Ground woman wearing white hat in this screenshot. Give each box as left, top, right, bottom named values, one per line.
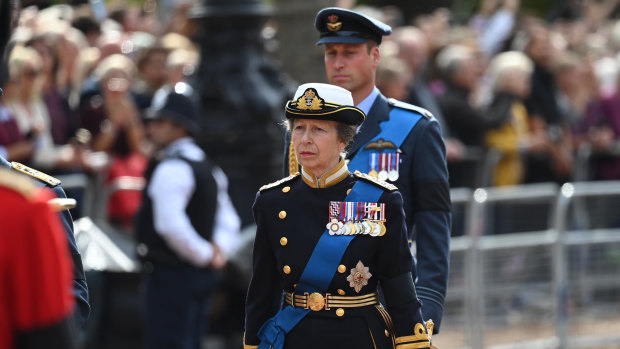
left=244, top=83, right=432, bottom=349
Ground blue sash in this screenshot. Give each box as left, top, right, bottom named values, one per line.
left=257, top=180, right=383, bottom=349
left=348, top=107, right=422, bottom=173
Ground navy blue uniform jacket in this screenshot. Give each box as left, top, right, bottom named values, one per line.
left=245, top=171, right=430, bottom=348
left=284, top=93, right=451, bottom=332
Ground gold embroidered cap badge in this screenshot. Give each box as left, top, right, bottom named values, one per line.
left=327, top=14, right=342, bottom=32
left=296, top=88, right=324, bottom=111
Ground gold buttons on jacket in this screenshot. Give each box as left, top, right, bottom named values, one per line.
left=282, top=186, right=290, bottom=193
left=279, top=211, right=287, bottom=219
left=336, top=308, right=344, bottom=317
left=337, top=289, right=345, bottom=295
left=347, top=189, right=352, bottom=195
left=384, top=330, right=389, bottom=337
left=280, top=237, right=288, bottom=246
left=338, top=264, right=346, bottom=273
left=283, top=265, right=291, bottom=274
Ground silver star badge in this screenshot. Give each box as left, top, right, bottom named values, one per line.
left=346, top=260, right=372, bottom=293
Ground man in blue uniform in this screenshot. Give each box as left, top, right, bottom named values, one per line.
left=285, top=8, right=451, bottom=333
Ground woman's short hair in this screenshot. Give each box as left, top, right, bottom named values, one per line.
left=8, top=45, right=42, bottom=81
left=285, top=119, right=358, bottom=150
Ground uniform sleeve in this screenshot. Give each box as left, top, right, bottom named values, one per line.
left=51, top=185, right=90, bottom=328
left=12, top=189, right=76, bottom=349
left=244, top=192, right=282, bottom=347
left=409, top=119, right=451, bottom=333
left=377, top=190, right=431, bottom=349
left=211, top=166, right=241, bottom=256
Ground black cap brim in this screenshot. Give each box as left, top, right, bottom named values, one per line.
left=316, top=34, right=371, bottom=45
left=145, top=111, right=200, bottom=135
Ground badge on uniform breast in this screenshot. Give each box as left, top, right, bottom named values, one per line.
left=366, top=151, right=400, bottom=182
left=326, top=201, right=386, bottom=237
left=347, top=260, right=372, bottom=293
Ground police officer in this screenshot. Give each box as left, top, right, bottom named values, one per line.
left=0, top=0, right=89, bottom=329
left=285, top=8, right=451, bottom=333
left=135, top=82, right=240, bottom=349
left=246, top=83, right=432, bottom=349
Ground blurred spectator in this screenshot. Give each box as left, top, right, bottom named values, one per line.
left=71, top=15, right=101, bottom=47
left=132, top=45, right=169, bottom=111
left=68, top=46, right=98, bottom=109
left=576, top=65, right=620, bottom=180
left=554, top=52, right=599, bottom=132
left=394, top=25, right=465, bottom=163
left=0, top=93, right=33, bottom=162
left=376, top=55, right=411, bottom=101
left=522, top=23, right=574, bottom=184
left=166, top=48, right=198, bottom=86
left=435, top=44, right=515, bottom=187
left=76, top=53, right=146, bottom=229
left=26, top=34, right=77, bottom=151
left=4, top=45, right=82, bottom=171
left=469, top=0, right=520, bottom=57
left=482, top=51, right=537, bottom=186
left=77, top=53, right=144, bottom=156
left=160, top=32, right=198, bottom=86
left=414, top=8, right=451, bottom=55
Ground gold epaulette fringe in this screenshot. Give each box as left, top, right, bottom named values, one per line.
left=353, top=170, right=398, bottom=191
left=259, top=172, right=300, bottom=192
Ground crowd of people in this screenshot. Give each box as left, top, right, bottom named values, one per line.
left=372, top=0, right=620, bottom=188
left=2, top=0, right=620, bottom=222
left=3, top=0, right=620, bottom=348
left=0, top=0, right=199, bottom=226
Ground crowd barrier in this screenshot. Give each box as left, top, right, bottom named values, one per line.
left=440, top=182, right=620, bottom=349
left=57, top=172, right=620, bottom=349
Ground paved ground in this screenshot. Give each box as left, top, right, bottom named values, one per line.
left=433, top=317, right=620, bottom=349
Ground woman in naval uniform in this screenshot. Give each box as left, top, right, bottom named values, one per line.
left=244, top=83, right=433, bottom=349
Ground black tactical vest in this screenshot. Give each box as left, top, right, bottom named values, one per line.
left=135, top=153, right=218, bottom=268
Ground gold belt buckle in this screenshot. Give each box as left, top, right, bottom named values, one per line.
left=306, top=292, right=325, bottom=311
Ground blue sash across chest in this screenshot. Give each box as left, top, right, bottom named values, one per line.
left=348, top=107, right=422, bottom=173
left=257, top=180, right=383, bottom=349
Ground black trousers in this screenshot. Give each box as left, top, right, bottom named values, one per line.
left=143, top=264, right=217, bottom=349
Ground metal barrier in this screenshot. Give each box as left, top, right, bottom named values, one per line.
left=438, top=183, right=620, bottom=349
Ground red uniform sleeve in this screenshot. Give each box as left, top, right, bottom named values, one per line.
left=6, top=188, right=74, bottom=330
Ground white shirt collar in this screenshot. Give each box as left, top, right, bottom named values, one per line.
left=164, top=137, right=194, bottom=156
left=356, top=86, right=380, bottom=117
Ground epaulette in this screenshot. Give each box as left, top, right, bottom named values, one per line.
left=387, top=98, right=433, bottom=119
left=11, top=162, right=61, bottom=187
left=0, top=168, right=38, bottom=199
left=353, top=170, right=398, bottom=192
left=259, top=172, right=300, bottom=192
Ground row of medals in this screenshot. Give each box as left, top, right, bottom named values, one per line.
left=368, top=168, right=399, bottom=182
left=327, top=218, right=386, bottom=237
